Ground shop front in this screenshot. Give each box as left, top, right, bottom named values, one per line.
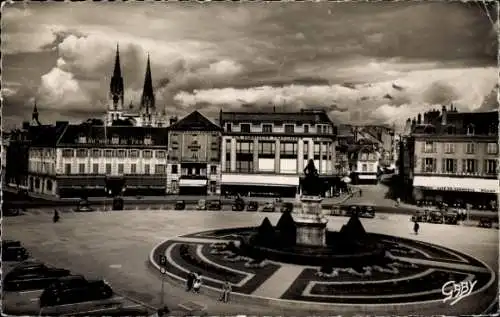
left=178, top=178, right=208, bottom=196
left=221, top=173, right=299, bottom=198
left=412, top=176, right=498, bottom=209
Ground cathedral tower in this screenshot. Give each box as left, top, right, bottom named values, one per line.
left=107, top=44, right=125, bottom=125
left=31, top=100, right=41, bottom=126
left=140, top=54, right=155, bottom=126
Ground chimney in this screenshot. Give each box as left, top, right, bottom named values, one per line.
left=441, top=105, right=447, bottom=125
left=417, top=113, right=422, bottom=124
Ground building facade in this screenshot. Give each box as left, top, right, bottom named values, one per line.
left=406, top=106, right=498, bottom=208
left=166, top=111, right=222, bottom=196
left=26, top=123, right=169, bottom=198
left=348, top=141, right=380, bottom=184
left=219, top=109, right=337, bottom=198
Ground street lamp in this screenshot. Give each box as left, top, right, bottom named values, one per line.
left=159, top=255, right=167, bottom=306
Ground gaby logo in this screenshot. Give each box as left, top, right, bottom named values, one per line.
left=442, top=279, right=477, bottom=306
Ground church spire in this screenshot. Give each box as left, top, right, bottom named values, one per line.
left=109, top=43, right=124, bottom=110
left=31, top=99, right=41, bottom=126
left=140, top=54, right=155, bottom=113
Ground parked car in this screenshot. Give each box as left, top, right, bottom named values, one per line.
left=478, top=217, right=493, bottom=228
left=75, top=199, right=93, bottom=212
left=40, top=277, right=113, bottom=307
left=4, top=266, right=71, bottom=291
left=359, top=205, right=376, bottom=218
left=246, top=201, right=259, bottom=212
left=346, top=205, right=360, bottom=217
left=3, top=208, right=21, bottom=217
left=174, top=200, right=185, bottom=210
left=207, top=200, right=222, bottom=211
left=280, top=202, right=294, bottom=213
left=112, top=197, right=124, bottom=211
left=2, top=246, right=30, bottom=262
left=411, top=210, right=428, bottom=222
left=262, top=202, right=275, bottom=212
left=428, top=211, right=444, bottom=224
left=444, top=211, right=459, bottom=225
left=196, top=199, right=206, bottom=210
left=330, top=206, right=343, bottom=216
left=232, top=198, right=245, bottom=211
left=2, top=240, right=22, bottom=249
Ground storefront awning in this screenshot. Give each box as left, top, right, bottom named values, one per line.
left=413, top=176, right=499, bottom=194
left=358, top=174, right=377, bottom=180
left=221, top=174, right=299, bottom=187
left=179, top=179, right=207, bottom=187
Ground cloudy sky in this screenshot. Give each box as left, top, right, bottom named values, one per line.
left=2, top=1, right=498, bottom=130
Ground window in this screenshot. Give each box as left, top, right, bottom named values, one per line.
left=464, top=159, right=476, bottom=173
left=240, top=124, right=250, bottom=133
left=444, top=143, right=455, bottom=154
left=487, top=143, right=498, bottom=154
left=35, top=179, right=40, bottom=189
left=130, top=164, right=137, bottom=174
left=144, top=135, right=152, bottom=145
left=210, top=181, right=217, bottom=193
left=129, top=150, right=139, bottom=158
left=424, top=141, right=435, bottom=153
left=78, top=135, right=86, bottom=143
left=280, top=142, right=297, bottom=155
left=443, top=159, right=456, bottom=173
left=362, top=164, right=367, bottom=172
left=236, top=160, right=253, bottom=173
left=143, top=150, right=152, bottom=159
left=488, top=123, right=497, bottom=135
left=466, top=124, right=475, bottom=136
left=118, top=163, right=124, bottom=174
left=76, top=149, right=88, bottom=158
left=156, top=150, right=166, bottom=159
left=78, top=163, right=85, bottom=174
left=171, top=164, right=178, bottom=174
left=171, top=180, right=178, bottom=192
left=210, top=165, right=217, bottom=174
left=262, top=124, right=272, bottom=133
left=111, top=135, right=119, bottom=145
left=323, top=126, right=328, bottom=134
left=258, top=142, right=275, bottom=155
left=284, top=124, right=295, bottom=134
left=360, top=152, right=368, bottom=161
left=466, top=143, right=475, bottom=154
left=316, top=124, right=322, bottom=133
left=62, top=149, right=74, bottom=157
left=303, top=125, right=309, bottom=133
left=314, top=144, right=320, bottom=156
left=105, top=163, right=112, bottom=174
left=423, top=158, right=435, bottom=173
left=144, top=164, right=150, bottom=174
left=155, top=164, right=166, bottom=175
left=64, top=164, right=71, bottom=174
left=46, top=180, right=53, bottom=191
left=446, top=125, right=455, bottom=135
left=104, top=150, right=113, bottom=158
left=92, top=163, right=99, bottom=174
left=226, top=123, right=232, bottom=132
left=237, top=141, right=253, bottom=154
left=117, top=150, right=126, bottom=158
left=91, top=149, right=101, bottom=158
left=485, top=160, right=497, bottom=174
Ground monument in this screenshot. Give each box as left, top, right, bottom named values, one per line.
left=294, top=159, right=328, bottom=246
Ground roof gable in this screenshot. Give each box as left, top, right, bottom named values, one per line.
left=169, top=111, right=221, bottom=131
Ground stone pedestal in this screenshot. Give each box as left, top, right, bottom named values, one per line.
left=294, top=195, right=328, bottom=246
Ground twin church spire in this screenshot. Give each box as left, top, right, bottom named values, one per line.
left=109, top=44, right=156, bottom=114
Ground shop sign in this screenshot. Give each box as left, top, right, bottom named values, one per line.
left=420, top=186, right=496, bottom=193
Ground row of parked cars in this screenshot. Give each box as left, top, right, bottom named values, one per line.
left=174, top=198, right=295, bottom=213
left=330, top=205, right=376, bottom=218
left=2, top=240, right=114, bottom=308
left=410, top=209, right=496, bottom=228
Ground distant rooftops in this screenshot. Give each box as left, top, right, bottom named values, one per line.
left=220, top=109, right=334, bottom=125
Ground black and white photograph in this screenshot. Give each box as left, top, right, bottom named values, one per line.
left=1, top=1, right=498, bottom=316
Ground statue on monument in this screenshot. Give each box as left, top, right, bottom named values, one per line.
left=302, top=159, right=322, bottom=197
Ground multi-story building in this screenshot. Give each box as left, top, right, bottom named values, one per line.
left=348, top=141, right=380, bottom=184
left=27, top=122, right=169, bottom=198
left=219, top=109, right=337, bottom=198
left=404, top=105, right=498, bottom=207
left=166, top=111, right=222, bottom=196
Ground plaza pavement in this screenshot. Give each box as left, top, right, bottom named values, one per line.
left=4, top=209, right=498, bottom=316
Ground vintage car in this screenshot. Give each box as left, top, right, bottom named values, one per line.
left=2, top=246, right=30, bottom=262
left=444, top=211, right=459, bottom=225
left=359, top=205, right=376, bottom=218
left=40, top=277, right=113, bottom=307
left=207, top=200, right=222, bottom=211
left=75, top=199, right=94, bottom=212
left=232, top=198, right=245, bottom=211
left=196, top=199, right=206, bottom=210
left=478, top=217, right=493, bottom=228
left=262, top=202, right=276, bottom=213
left=411, top=210, right=428, bottom=222
left=329, top=206, right=344, bottom=217
left=3, top=265, right=71, bottom=291
left=246, top=201, right=259, bottom=212
left=174, top=200, right=186, bottom=210
left=428, top=211, right=444, bottom=224
left=345, top=205, right=360, bottom=217
left=280, top=202, right=294, bottom=213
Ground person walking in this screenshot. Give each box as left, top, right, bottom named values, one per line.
left=53, top=209, right=60, bottom=223
left=359, top=189, right=363, bottom=197
left=219, top=280, right=232, bottom=303
left=192, top=272, right=202, bottom=293
left=413, top=221, right=420, bottom=235
left=186, top=272, right=195, bottom=292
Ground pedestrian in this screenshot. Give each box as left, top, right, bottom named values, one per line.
left=219, top=280, right=232, bottom=303
left=192, top=272, right=202, bottom=293
left=53, top=209, right=60, bottom=223
left=396, top=197, right=401, bottom=207
left=186, top=272, right=195, bottom=291
left=359, top=189, right=363, bottom=197
left=413, top=221, right=420, bottom=235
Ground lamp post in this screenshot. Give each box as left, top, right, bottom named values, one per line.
left=159, top=255, right=167, bottom=306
